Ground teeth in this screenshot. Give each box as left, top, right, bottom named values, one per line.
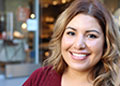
left=72, top=53, right=86, bottom=58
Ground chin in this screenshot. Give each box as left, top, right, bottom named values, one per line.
left=69, top=64, right=91, bottom=72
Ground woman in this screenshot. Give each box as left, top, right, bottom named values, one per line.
left=23, top=0, right=120, bottom=86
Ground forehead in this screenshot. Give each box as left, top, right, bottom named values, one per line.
left=66, top=14, right=102, bottom=31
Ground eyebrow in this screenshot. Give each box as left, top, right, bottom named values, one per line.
left=66, top=27, right=101, bottom=34
left=66, top=27, right=77, bottom=31
left=86, top=30, right=101, bottom=34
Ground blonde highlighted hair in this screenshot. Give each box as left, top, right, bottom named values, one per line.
left=43, top=0, right=120, bottom=86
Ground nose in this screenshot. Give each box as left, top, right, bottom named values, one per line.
left=73, top=36, right=86, bottom=49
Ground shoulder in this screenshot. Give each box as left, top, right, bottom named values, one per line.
left=22, top=66, right=61, bottom=86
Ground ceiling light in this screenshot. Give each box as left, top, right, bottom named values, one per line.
left=62, top=0, right=66, bottom=4
left=30, top=14, right=35, bottom=19
left=53, top=1, right=58, bottom=5
left=21, top=23, right=27, bottom=29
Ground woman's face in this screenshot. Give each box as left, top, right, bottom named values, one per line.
left=61, top=14, right=104, bottom=72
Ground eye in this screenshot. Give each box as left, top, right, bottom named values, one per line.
left=67, top=31, right=75, bottom=36
left=87, top=34, right=97, bottom=39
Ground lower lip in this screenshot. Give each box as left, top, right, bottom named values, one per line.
left=70, top=53, right=88, bottom=61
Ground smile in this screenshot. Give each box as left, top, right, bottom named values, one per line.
left=71, top=52, right=90, bottom=60
left=73, top=53, right=86, bottom=57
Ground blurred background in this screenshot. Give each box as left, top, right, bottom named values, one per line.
left=0, top=0, right=120, bottom=86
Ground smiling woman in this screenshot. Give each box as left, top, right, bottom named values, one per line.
left=23, top=0, right=120, bottom=86
left=61, top=14, right=104, bottom=74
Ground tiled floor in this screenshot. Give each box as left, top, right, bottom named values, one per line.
left=0, top=75, right=28, bottom=86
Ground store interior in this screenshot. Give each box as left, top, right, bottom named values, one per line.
left=0, top=0, right=120, bottom=85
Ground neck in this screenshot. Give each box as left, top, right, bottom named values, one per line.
left=67, top=67, right=92, bottom=81
left=61, top=67, right=93, bottom=86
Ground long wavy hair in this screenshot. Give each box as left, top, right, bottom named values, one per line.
left=43, top=0, right=120, bottom=86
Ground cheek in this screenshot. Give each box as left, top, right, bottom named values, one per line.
left=61, top=36, right=74, bottom=49
left=86, top=40, right=104, bottom=53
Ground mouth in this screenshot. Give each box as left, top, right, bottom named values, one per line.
left=70, top=52, right=90, bottom=60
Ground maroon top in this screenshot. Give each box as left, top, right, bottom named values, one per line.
left=22, top=66, right=61, bottom=86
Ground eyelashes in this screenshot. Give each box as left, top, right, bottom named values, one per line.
left=87, top=34, right=98, bottom=39
left=67, top=31, right=75, bottom=36
left=66, top=31, right=98, bottom=39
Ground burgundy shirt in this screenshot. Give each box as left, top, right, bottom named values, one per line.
left=22, top=66, right=61, bottom=86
